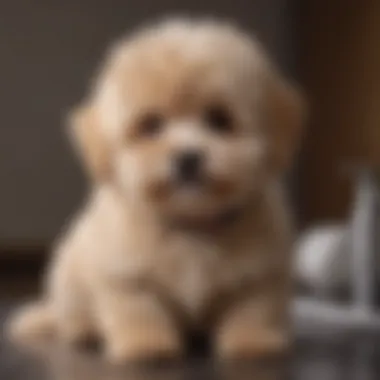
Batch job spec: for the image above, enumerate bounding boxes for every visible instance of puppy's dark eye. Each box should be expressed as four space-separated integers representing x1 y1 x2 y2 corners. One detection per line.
138 113 164 138
204 105 233 134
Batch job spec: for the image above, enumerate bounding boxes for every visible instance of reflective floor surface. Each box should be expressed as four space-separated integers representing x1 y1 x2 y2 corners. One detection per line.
2 303 380 380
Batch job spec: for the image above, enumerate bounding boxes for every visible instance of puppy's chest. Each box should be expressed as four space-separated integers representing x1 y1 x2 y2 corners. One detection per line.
152 234 259 318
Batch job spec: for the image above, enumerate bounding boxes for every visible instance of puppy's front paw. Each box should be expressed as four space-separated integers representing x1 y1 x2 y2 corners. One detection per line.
7 303 54 344
215 325 289 360
105 325 183 364
58 319 96 348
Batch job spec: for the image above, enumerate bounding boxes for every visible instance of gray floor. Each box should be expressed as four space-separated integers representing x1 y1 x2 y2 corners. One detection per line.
2 303 380 380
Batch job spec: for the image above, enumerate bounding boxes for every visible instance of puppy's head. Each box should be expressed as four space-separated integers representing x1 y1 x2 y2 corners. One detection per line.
69 19 304 220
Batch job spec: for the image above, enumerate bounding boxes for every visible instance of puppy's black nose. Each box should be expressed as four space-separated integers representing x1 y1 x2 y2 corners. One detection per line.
175 150 204 182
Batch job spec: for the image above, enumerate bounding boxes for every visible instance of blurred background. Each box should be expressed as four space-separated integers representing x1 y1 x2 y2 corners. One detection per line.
1 0 380 377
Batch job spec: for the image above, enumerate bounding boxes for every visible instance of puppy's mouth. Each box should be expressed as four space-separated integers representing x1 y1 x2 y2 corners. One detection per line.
174 169 205 190
146 176 204 201
147 173 236 202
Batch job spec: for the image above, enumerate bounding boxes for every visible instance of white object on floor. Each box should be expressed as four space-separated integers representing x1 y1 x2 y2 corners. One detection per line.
294 170 380 333
295 225 349 295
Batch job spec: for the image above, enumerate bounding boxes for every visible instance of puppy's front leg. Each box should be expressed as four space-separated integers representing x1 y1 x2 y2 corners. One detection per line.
215 280 291 360
96 287 183 363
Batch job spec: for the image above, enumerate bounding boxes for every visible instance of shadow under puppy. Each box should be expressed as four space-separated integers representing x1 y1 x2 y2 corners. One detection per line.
8 18 304 363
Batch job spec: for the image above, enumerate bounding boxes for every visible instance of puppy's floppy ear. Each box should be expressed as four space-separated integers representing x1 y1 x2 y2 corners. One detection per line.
68 103 110 181
265 69 306 172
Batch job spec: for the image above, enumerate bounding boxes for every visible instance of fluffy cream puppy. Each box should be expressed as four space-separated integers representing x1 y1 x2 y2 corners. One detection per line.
8 19 304 362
